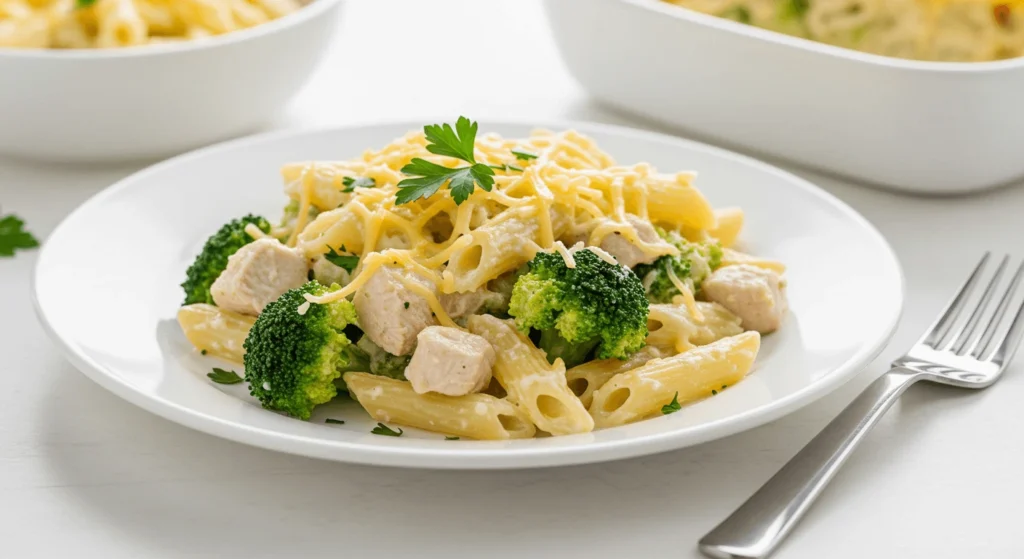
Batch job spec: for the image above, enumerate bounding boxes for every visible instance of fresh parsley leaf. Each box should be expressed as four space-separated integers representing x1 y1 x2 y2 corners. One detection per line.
324 246 359 273
208 368 243 385
489 163 523 173
342 176 375 193
445 436 460 441
511 150 538 161
661 392 681 415
371 422 403 437
76 0 97 7
396 118 495 205
423 116 479 163
325 418 346 425
403 302 410 309
0 213 40 257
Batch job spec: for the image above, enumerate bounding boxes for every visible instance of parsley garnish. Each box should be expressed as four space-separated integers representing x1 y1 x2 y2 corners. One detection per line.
342 176 375 193
445 436 460 440
325 418 346 425
661 392 681 415
200 349 208 356
403 302 410 309
0 213 40 257
76 0 97 7
207 368 243 384
371 422 403 437
712 389 718 396
324 246 359 273
489 163 523 173
396 117 495 205
511 150 538 161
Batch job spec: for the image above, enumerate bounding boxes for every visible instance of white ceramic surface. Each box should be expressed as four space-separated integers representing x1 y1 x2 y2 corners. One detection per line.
31 119 903 469
544 0 1024 194
0 0 342 163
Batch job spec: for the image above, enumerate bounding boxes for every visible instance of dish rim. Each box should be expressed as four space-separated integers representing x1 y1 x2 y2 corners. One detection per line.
620 0 1024 74
0 0 342 61
31 117 905 469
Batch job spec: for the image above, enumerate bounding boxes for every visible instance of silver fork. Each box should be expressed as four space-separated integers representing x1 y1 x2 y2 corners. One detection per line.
698 253 1024 559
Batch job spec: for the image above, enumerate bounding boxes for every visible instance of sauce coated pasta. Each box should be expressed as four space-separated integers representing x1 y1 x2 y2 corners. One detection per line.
0 0 303 49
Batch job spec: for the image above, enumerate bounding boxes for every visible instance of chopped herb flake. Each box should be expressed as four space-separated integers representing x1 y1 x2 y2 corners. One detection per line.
324 246 359 273
208 368 243 384
325 418 346 425
511 150 538 161
661 392 681 414
371 422 403 437
0 213 40 257
342 176 376 192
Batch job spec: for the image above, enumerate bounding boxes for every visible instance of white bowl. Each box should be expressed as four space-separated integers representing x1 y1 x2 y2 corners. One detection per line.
0 0 343 163
544 0 1024 194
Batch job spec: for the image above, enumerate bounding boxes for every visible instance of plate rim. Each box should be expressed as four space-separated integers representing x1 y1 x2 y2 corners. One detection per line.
32 118 905 469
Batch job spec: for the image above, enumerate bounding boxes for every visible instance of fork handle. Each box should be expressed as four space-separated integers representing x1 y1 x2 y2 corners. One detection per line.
698 368 924 559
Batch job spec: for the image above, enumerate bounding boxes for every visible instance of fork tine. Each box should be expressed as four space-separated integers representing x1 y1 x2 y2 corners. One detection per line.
922 253 990 348
981 261 1024 365
951 256 1009 354
972 260 1024 359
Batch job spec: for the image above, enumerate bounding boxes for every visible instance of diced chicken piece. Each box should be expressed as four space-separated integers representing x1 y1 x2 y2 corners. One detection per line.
599 214 673 268
405 326 496 396
440 288 509 319
210 238 309 316
354 266 438 355
310 257 351 288
702 264 788 334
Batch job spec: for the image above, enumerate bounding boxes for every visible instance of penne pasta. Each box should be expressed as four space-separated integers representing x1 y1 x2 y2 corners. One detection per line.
589 332 761 429
566 346 665 408
177 303 255 363
466 314 594 436
344 372 536 440
646 301 743 354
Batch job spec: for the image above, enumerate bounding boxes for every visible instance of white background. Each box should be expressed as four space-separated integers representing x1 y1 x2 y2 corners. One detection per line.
3 1 1024 557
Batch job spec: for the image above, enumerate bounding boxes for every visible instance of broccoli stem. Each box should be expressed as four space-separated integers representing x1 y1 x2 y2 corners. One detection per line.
337 344 371 374
538 329 599 369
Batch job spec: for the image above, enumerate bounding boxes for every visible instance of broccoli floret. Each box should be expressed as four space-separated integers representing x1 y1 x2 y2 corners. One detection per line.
634 232 723 304
508 249 649 367
356 336 410 380
281 199 320 228
181 215 271 305
242 281 366 420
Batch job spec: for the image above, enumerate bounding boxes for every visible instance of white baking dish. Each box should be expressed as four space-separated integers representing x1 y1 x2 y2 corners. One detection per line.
544 0 1024 194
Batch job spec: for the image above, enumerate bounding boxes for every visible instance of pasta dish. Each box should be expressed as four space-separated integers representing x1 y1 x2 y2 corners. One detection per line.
663 0 1024 62
0 0 302 49
176 118 789 440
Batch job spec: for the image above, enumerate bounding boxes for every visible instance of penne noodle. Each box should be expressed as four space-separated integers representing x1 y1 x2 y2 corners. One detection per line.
566 346 665 408
646 301 743 354
344 372 536 440
466 314 594 436
177 303 256 363
589 332 760 429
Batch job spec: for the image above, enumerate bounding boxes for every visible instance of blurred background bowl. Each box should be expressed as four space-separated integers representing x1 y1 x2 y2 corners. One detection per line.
0 0 343 163
545 0 1024 194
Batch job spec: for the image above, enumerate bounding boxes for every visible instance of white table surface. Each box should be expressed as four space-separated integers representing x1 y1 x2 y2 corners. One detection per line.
3 1 1023 557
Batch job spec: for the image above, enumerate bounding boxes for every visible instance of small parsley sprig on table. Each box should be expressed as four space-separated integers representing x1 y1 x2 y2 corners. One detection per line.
0 212 40 257
395 117 495 206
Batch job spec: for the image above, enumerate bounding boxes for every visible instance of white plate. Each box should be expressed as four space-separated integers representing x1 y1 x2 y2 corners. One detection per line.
33 120 903 469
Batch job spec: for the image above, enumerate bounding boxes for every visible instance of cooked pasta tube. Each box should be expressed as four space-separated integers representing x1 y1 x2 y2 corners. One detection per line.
645 173 717 230
343 372 536 440
646 301 743 354
566 346 665 408
177 303 256 363
466 314 595 436
589 332 760 428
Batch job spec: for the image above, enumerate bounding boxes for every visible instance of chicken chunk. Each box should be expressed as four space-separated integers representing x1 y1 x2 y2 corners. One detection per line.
702 264 788 334
405 326 496 396
210 238 309 316
354 266 438 355
440 288 509 319
599 214 673 268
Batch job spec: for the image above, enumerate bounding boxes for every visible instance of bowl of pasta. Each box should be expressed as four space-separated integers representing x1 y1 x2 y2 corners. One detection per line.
0 0 342 162
33 118 903 468
545 0 1024 194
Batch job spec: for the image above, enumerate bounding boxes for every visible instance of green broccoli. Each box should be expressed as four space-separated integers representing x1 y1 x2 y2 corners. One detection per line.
243 281 367 420
181 214 271 305
634 232 723 304
508 248 649 368
356 336 410 380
